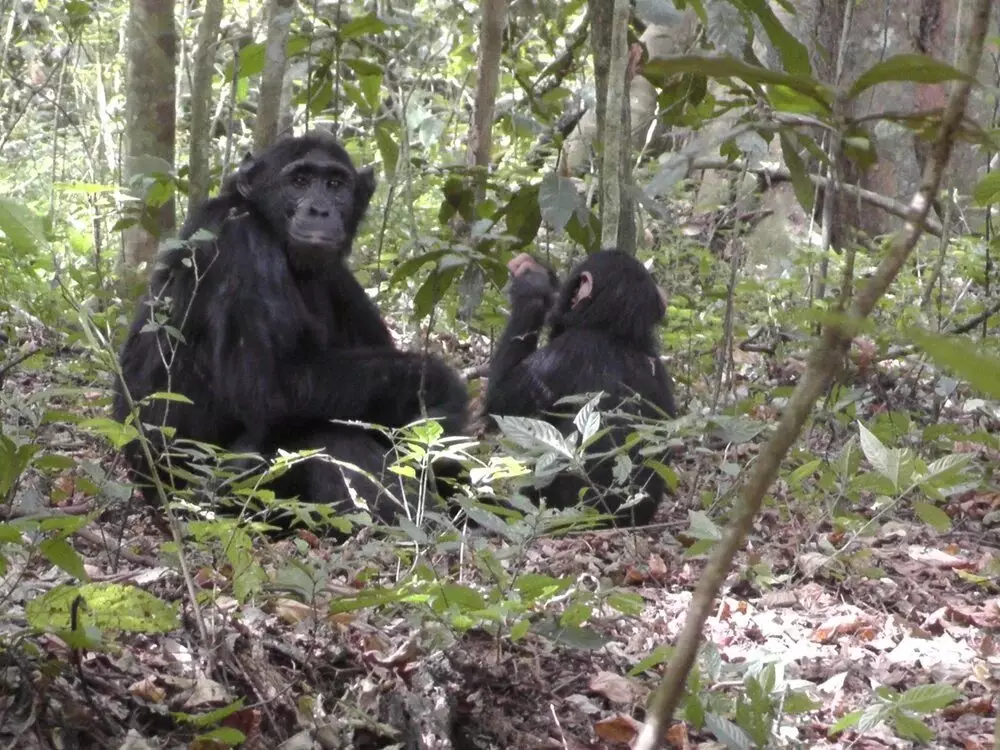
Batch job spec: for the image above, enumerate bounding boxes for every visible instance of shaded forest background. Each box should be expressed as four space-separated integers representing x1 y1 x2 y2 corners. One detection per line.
0 0 999 748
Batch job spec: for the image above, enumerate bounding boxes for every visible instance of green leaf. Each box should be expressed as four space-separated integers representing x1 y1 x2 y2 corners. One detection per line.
740 0 811 75
892 711 934 744
0 523 23 544
895 683 962 713
642 55 831 107
538 172 581 233
374 123 399 176
79 417 140 449
0 198 47 253
28 582 181 633
340 12 389 39
509 618 531 641
494 415 574 458
908 328 1000 399
704 712 756 750
849 54 977 99
973 170 1000 205
828 709 863 736
912 501 952 532
780 132 815 215
858 422 899 488
605 591 644 616
687 510 722 541
39 539 89 581
628 645 673 676
233 42 264 78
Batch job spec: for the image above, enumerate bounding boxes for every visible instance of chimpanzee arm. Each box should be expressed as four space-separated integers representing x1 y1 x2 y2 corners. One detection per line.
485 259 559 416
218 343 467 432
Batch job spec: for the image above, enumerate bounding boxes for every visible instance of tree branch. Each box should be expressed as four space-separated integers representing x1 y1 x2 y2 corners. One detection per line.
689 158 944 237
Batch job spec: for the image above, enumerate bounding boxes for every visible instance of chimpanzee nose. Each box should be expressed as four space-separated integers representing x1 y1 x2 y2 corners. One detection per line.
307 205 330 217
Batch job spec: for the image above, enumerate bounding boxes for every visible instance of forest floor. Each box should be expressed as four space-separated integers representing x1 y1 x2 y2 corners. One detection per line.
0 339 997 750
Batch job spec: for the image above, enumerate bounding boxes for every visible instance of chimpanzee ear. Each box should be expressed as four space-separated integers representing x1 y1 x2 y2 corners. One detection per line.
571 270 594 308
355 166 376 209
235 153 256 200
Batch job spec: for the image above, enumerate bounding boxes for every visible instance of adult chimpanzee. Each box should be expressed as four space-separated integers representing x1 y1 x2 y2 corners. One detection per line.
484 249 677 526
114 130 469 527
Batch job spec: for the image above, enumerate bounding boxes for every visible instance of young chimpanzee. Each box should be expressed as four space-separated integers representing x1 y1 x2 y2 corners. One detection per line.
484 249 677 526
114 130 469 529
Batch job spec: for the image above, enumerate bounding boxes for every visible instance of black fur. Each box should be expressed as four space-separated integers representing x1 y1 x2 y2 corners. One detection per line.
114 130 469 528
484 249 677 526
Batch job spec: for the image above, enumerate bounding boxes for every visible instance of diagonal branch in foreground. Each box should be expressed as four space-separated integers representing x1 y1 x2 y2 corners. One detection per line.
634 2 993 746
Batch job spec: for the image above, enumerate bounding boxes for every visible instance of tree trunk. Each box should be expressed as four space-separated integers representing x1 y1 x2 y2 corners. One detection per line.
254 0 295 152
121 0 177 271
457 0 506 320
598 0 635 254
187 0 224 212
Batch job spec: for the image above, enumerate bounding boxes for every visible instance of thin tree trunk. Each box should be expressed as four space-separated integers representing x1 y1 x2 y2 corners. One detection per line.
254 0 294 152
187 0 224 211
598 0 635 253
458 0 505 319
121 0 177 272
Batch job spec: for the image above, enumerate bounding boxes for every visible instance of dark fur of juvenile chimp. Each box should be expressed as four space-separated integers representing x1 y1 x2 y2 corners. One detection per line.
484 249 677 527
114 130 469 531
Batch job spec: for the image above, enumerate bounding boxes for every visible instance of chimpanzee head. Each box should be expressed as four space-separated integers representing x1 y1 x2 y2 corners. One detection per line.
549 249 667 352
232 130 376 269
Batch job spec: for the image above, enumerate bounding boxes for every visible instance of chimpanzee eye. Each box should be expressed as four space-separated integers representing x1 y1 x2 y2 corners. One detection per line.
291 173 309 189
326 177 343 190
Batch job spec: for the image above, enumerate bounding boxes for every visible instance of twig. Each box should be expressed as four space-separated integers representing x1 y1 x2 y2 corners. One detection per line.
689 158 945 236
0 346 47 384
634 3 991 746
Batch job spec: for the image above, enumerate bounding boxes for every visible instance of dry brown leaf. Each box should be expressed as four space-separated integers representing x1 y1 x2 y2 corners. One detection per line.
588 671 640 705
127 676 166 703
593 712 641 744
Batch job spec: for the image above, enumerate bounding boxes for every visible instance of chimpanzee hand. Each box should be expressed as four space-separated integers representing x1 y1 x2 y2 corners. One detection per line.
507 253 558 306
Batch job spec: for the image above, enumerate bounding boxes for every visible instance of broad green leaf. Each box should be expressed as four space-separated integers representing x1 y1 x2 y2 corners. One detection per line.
687 510 722 541
27 582 180 633
828 709 863 736
908 328 1000 399
780 132 815 215
912 501 951 532
892 712 934 744
849 54 977 99
741 0 811 75
858 423 899 488
509 618 531 641
494 415 574 457
629 645 673 676
783 690 823 714
198 728 246 746
973 170 1000 205
339 12 389 39
79 417 140 449
0 198 46 253
896 683 962 713
788 458 822 487
0 524 23 543
642 55 831 107
538 172 580 233
343 57 384 77
374 123 399 177
606 591 644 616
39 539 88 581
232 42 264 79
704 712 755 750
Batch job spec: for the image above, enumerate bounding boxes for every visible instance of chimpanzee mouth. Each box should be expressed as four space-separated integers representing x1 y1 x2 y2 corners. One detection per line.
288 229 341 249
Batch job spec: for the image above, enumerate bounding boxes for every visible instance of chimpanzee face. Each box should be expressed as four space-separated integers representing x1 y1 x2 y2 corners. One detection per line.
236 132 376 267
